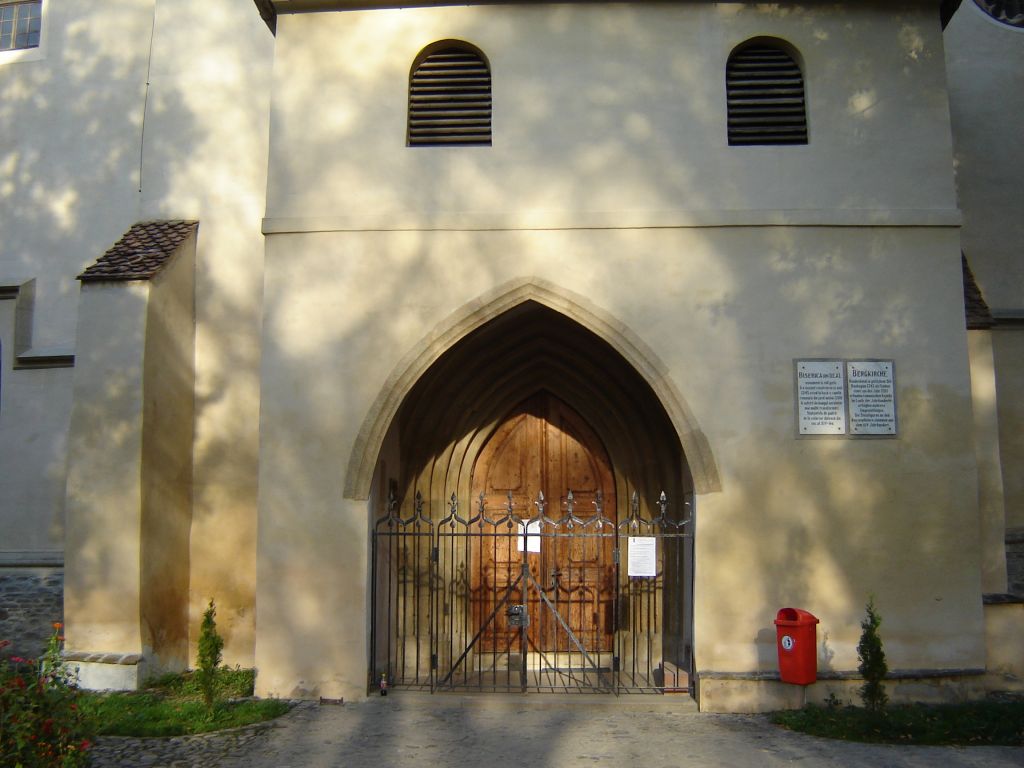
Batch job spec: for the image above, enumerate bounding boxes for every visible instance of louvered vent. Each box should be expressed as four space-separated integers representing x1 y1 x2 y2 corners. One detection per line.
726 44 807 146
408 46 491 146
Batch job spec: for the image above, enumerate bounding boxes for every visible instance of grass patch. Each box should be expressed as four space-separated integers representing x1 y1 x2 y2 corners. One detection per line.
771 700 1024 746
79 668 291 737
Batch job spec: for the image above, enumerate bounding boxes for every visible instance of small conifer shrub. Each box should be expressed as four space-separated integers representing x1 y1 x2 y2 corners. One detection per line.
856 596 888 712
197 599 225 708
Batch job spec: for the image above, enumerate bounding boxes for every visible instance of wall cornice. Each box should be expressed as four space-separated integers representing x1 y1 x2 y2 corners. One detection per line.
262 208 962 235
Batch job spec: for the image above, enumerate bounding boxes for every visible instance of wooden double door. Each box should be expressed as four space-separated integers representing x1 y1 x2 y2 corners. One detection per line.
471 392 617 654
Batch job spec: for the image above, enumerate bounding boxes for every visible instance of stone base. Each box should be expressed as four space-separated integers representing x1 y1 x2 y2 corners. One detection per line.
697 671 989 713
1006 528 1024 596
984 597 1024 691
64 651 146 691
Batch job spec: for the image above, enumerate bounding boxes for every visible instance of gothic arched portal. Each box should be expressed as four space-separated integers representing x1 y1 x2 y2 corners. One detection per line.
370 297 697 694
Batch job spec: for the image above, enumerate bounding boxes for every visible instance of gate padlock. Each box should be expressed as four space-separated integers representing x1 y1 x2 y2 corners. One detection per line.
507 604 529 628
379 673 388 696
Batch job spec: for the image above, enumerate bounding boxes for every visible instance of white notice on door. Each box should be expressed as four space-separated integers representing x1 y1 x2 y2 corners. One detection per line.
517 520 541 553
628 536 657 577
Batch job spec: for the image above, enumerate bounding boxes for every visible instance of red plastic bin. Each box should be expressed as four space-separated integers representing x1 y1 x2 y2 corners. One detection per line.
774 607 819 685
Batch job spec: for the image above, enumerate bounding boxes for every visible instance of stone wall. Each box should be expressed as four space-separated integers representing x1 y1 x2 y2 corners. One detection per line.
1007 528 1024 595
0 569 64 660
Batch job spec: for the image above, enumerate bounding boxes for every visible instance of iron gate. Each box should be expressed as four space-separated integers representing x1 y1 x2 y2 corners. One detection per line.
371 489 692 694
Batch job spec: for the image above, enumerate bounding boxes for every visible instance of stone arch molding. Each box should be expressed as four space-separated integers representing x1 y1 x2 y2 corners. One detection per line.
344 277 722 499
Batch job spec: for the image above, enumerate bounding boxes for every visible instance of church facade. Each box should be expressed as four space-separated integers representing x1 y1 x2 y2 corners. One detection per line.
0 0 1021 711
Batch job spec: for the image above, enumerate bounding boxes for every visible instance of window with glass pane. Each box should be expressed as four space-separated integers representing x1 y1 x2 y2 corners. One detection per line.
0 1 41 52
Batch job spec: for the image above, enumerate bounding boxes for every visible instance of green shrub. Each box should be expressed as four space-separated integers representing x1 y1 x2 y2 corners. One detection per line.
148 666 255 700
856 596 888 712
196 599 225 708
0 626 92 767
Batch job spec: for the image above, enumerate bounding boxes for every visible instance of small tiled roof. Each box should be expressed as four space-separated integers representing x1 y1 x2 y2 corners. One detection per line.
963 254 994 330
78 221 198 282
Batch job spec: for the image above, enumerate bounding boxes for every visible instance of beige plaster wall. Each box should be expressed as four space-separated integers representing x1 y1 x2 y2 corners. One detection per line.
64 281 150 655
968 330 1008 593
0 291 72 554
0 0 156 556
0 0 272 664
139 0 273 670
0 0 155 350
64 241 195 674
945 2 1024 312
266 1 956 225
257 1 977 701
255 221 980 698
993 329 1024 531
946 6 1024 562
140 241 196 673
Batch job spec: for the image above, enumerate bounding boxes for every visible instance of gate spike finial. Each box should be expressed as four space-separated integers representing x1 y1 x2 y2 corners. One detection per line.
594 489 604 528
387 488 400 527
566 489 575 515
658 490 669 521
534 490 545 518
478 491 486 514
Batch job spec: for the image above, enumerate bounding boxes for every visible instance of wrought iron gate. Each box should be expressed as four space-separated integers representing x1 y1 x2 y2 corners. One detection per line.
371 489 692 694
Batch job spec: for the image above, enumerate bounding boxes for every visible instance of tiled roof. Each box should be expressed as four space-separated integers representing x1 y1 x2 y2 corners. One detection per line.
963 254 994 330
78 221 198 282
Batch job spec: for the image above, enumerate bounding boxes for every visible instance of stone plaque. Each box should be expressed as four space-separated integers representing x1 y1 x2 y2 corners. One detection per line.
796 360 846 435
847 360 897 435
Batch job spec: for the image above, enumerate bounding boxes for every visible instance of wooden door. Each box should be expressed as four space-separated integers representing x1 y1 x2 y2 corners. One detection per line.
471 392 617 653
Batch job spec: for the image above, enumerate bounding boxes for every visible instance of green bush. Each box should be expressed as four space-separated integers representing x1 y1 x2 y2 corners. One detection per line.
857 596 888 712
196 599 225 708
0 626 92 767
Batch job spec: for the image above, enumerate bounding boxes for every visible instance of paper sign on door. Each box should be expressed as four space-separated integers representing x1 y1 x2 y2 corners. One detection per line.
628 536 657 577
517 520 541 553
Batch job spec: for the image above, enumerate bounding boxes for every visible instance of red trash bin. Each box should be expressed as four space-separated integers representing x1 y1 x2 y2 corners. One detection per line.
774 607 819 685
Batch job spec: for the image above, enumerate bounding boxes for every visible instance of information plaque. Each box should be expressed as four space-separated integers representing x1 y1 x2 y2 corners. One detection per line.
847 360 897 435
796 360 846 435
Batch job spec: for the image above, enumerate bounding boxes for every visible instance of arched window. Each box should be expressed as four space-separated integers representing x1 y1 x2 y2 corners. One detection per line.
408 41 491 147
726 40 808 146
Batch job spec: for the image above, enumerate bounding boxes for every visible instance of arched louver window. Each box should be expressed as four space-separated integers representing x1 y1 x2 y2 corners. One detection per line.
726 42 808 146
408 44 491 146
